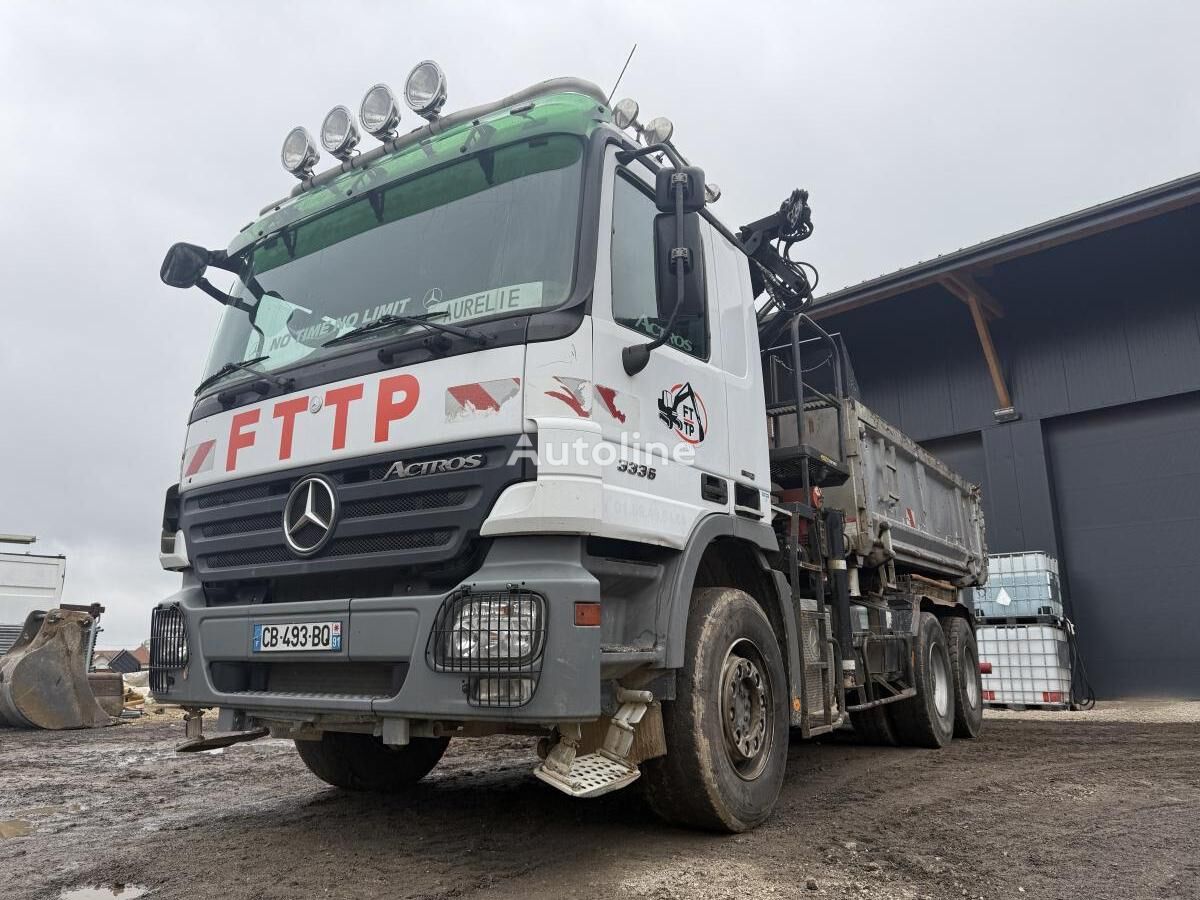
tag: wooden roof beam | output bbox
[941,272,1005,319]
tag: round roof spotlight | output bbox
[359,83,401,140]
[612,97,639,130]
[705,183,722,204]
[281,126,320,179]
[320,105,360,160]
[404,60,448,120]
[643,116,674,146]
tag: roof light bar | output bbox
[280,126,320,179]
[359,83,401,139]
[320,105,360,160]
[404,60,448,121]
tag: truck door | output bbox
[705,223,772,518]
[590,150,732,547]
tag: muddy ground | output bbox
[1,702,1197,900]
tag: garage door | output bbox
[1046,392,1200,698]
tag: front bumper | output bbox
[152,536,601,722]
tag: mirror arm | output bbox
[623,175,689,376]
[196,276,255,315]
[205,248,237,273]
[615,142,686,169]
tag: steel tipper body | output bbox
[151,66,986,831]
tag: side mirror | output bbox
[655,166,706,214]
[622,211,708,376]
[160,243,211,289]
[654,212,705,320]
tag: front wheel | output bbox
[294,731,449,792]
[641,587,789,832]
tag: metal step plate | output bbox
[534,752,641,798]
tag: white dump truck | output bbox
[150,65,986,831]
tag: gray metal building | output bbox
[812,173,1200,698]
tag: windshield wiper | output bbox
[194,355,272,395]
[322,313,489,349]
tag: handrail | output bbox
[791,314,846,472]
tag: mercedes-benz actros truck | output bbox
[150,64,987,832]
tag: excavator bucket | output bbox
[0,609,114,729]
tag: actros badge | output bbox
[382,453,483,480]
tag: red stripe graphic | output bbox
[595,385,626,424]
[545,377,589,417]
[448,382,502,412]
[184,440,215,477]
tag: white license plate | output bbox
[253,621,342,653]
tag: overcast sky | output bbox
[1,1,1196,647]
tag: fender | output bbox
[656,514,790,667]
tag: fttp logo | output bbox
[382,453,484,480]
[658,382,707,445]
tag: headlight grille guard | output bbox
[427,587,545,707]
[149,604,188,694]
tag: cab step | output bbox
[533,688,653,799]
[534,750,641,798]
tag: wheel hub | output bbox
[965,644,980,709]
[720,641,773,779]
[930,643,951,719]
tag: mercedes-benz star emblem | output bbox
[282,475,338,557]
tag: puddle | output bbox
[0,819,33,838]
[59,887,148,900]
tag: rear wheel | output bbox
[294,731,449,792]
[943,616,984,739]
[887,612,955,748]
[641,587,789,832]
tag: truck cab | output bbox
[151,66,986,832]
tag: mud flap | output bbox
[0,609,113,730]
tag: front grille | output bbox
[149,605,187,694]
[204,529,454,570]
[203,513,279,538]
[428,588,544,707]
[180,437,530,585]
[210,661,406,699]
[197,483,275,509]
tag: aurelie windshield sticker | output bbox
[243,282,545,362]
[423,282,543,323]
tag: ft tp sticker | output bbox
[658,382,707,445]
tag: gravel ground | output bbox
[1,701,1197,900]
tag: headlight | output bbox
[281,126,320,178]
[359,83,401,139]
[404,60,448,120]
[432,591,545,671]
[320,105,360,160]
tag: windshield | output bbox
[202,134,585,384]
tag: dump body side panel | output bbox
[805,400,987,584]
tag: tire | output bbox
[943,616,984,739]
[850,705,899,746]
[294,731,449,792]
[641,587,789,833]
[886,612,955,749]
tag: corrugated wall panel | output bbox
[1058,307,1138,412]
[1123,292,1200,400]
